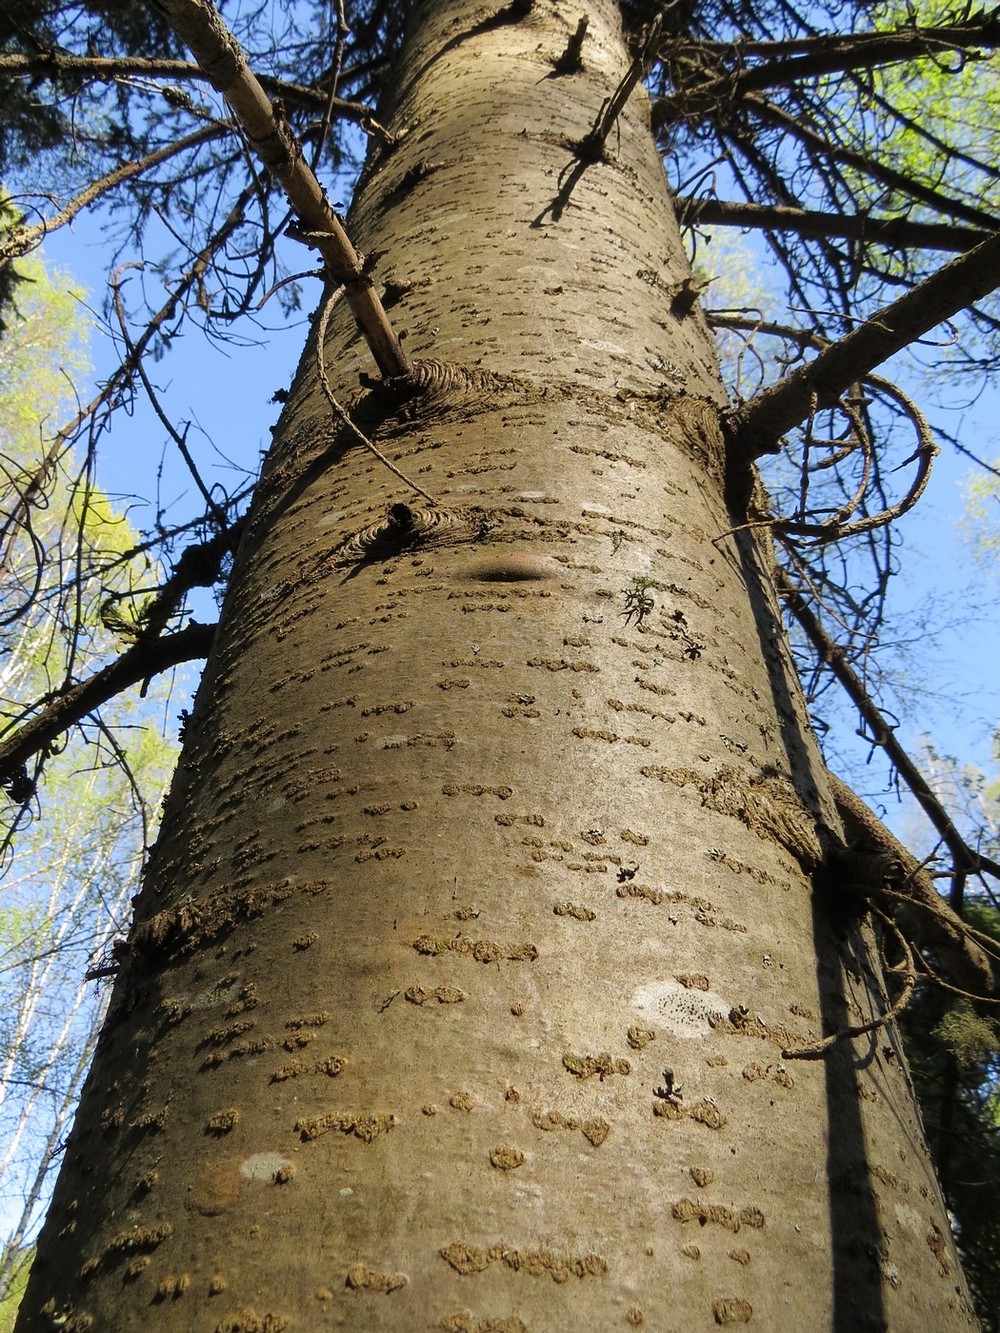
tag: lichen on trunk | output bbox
[16,2,977,1330]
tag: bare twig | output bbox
[156,0,409,379]
[309,0,350,171]
[744,94,998,233]
[110,266,229,530]
[534,13,665,225]
[0,52,391,141]
[678,198,993,255]
[314,288,437,505]
[777,566,1000,887]
[654,13,1000,124]
[0,182,259,565]
[0,623,215,793]
[578,15,663,160]
[254,268,324,311]
[0,124,224,265]
[656,17,1000,66]
[782,908,917,1058]
[773,376,936,542]
[829,773,995,996]
[726,230,1000,458]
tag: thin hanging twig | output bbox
[726,229,1000,458]
[111,266,229,531]
[309,0,350,172]
[782,907,916,1059]
[156,0,410,380]
[314,288,437,506]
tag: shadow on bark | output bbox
[731,523,887,1330]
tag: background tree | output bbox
[1,0,999,1328]
[895,738,1000,1328]
[965,466,1000,573]
[0,247,175,1316]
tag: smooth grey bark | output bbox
[16,2,976,1330]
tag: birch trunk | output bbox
[16,1,977,1329]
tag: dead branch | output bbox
[743,95,997,233]
[156,0,409,380]
[534,14,663,225]
[782,907,917,1058]
[776,564,1000,889]
[103,524,241,644]
[655,13,1000,123]
[0,124,224,265]
[110,267,229,530]
[678,198,992,255]
[828,773,995,997]
[663,17,1000,64]
[773,376,936,543]
[0,182,259,565]
[0,622,215,795]
[726,230,1000,458]
[705,309,825,355]
[308,0,350,170]
[551,17,589,76]
[578,15,662,160]
[0,52,391,140]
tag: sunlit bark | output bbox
[16,2,977,1329]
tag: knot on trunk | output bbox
[358,359,515,419]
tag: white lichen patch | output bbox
[240,1152,292,1180]
[632,979,729,1038]
[894,1202,925,1236]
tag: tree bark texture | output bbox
[17,1,978,1330]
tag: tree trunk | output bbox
[16,1,978,1329]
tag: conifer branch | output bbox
[775,564,1000,888]
[0,124,224,264]
[154,0,409,379]
[655,13,1000,122]
[678,198,992,254]
[0,622,216,795]
[726,231,1000,457]
[0,52,390,137]
[744,94,997,232]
